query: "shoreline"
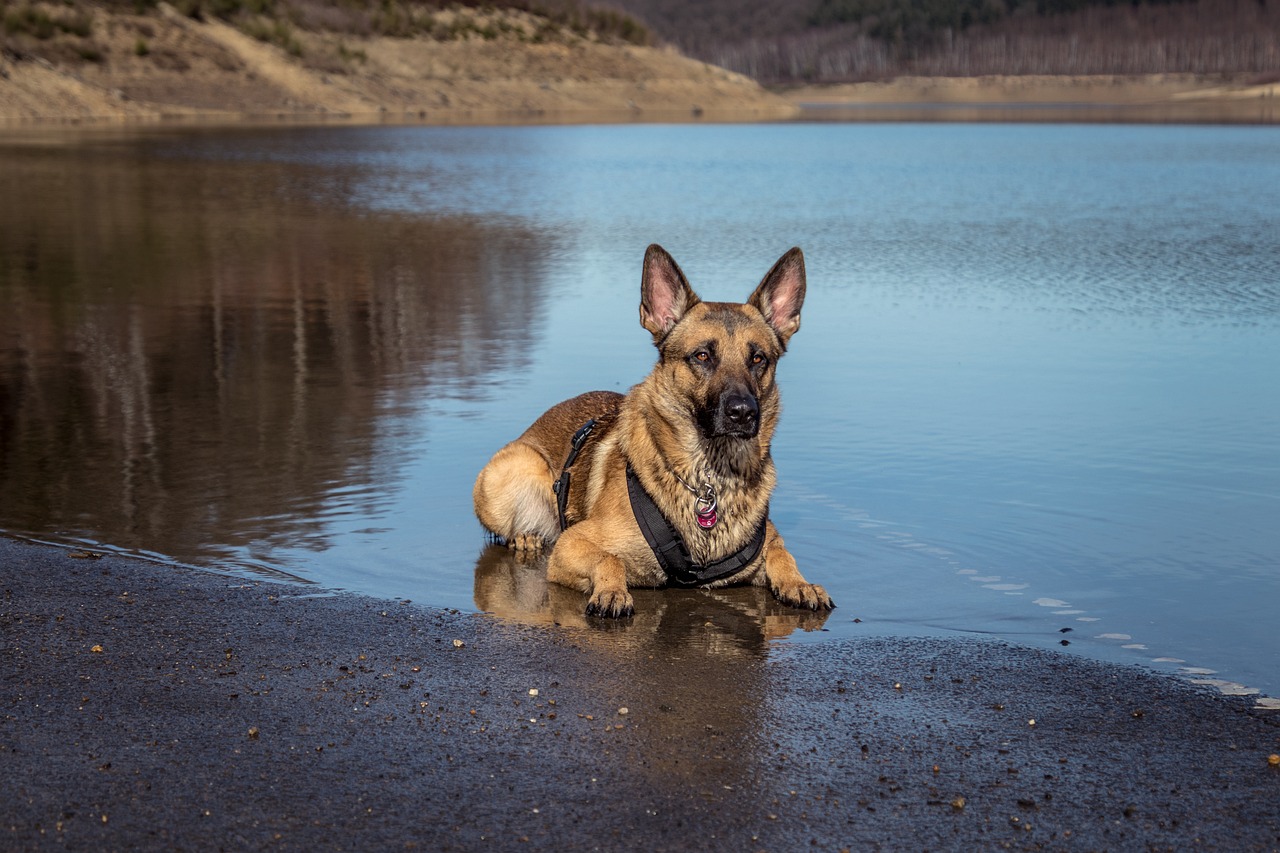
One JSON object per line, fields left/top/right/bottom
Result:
{"left": 4, "top": 84, "right": 1276, "bottom": 130}
{"left": 0, "top": 103, "right": 790, "bottom": 131}
{"left": 782, "top": 72, "right": 1280, "bottom": 105}
{"left": 780, "top": 73, "right": 1280, "bottom": 124}
{"left": 4, "top": 534, "right": 1279, "bottom": 848}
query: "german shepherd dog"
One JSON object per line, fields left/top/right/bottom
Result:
{"left": 473, "top": 245, "right": 834, "bottom": 618}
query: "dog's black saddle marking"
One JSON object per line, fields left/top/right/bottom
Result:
{"left": 626, "top": 465, "right": 768, "bottom": 588}
{"left": 553, "top": 419, "right": 598, "bottom": 532}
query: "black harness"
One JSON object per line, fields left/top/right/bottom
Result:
{"left": 626, "top": 465, "right": 768, "bottom": 588}
{"left": 552, "top": 418, "right": 768, "bottom": 588}
{"left": 552, "top": 419, "right": 598, "bottom": 532}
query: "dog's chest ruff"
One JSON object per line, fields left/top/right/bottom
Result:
{"left": 625, "top": 465, "right": 767, "bottom": 588}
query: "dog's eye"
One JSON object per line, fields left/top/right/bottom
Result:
{"left": 751, "top": 353, "right": 767, "bottom": 367}
{"left": 693, "top": 351, "right": 711, "bottom": 363}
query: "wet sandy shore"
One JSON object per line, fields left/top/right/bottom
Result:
{"left": 4, "top": 535, "right": 1278, "bottom": 850}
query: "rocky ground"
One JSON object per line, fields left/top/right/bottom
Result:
{"left": 4, "top": 535, "right": 1279, "bottom": 850}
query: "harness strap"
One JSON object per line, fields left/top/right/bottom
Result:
{"left": 552, "top": 419, "right": 598, "bottom": 532}
{"left": 626, "top": 465, "right": 768, "bottom": 588}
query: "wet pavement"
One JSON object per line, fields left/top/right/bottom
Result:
{"left": 3, "top": 535, "right": 1279, "bottom": 851}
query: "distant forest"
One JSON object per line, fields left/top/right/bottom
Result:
{"left": 609, "top": 0, "right": 1280, "bottom": 83}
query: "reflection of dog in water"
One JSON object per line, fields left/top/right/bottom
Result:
{"left": 472, "top": 543, "right": 831, "bottom": 649}
{"left": 473, "top": 244, "right": 834, "bottom": 618}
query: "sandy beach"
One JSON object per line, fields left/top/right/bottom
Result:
{"left": 782, "top": 73, "right": 1280, "bottom": 123}
{"left": 4, "top": 534, "right": 1279, "bottom": 849}
{"left": 784, "top": 73, "right": 1280, "bottom": 105}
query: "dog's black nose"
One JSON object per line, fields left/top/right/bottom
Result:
{"left": 719, "top": 393, "right": 759, "bottom": 436}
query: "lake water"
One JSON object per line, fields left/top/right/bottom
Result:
{"left": 2, "top": 121, "right": 1277, "bottom": 701}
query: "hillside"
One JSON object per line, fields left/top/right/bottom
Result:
{"left": 0, "top": 1, "right": 795, "bottom": 122}
{"left": 611, "top": 0, "right": 1280, "bottom": 84}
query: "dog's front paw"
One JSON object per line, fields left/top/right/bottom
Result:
{"left": 509, "top": 533, "right": 545, "bottom": 553}
{"left": 771, "top": 582, "right": 835, "bottom": 611}
{"left": 585, "top": 588, "right": 635, "bottom": 618}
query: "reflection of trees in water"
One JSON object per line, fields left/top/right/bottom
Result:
{"left": 0, "top": 142, "right": 549, "bottom": 568}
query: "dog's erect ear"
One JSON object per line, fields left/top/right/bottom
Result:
{"left": 748, "top": 247, "right": 806, "bottom": 347}
{"left": 640, "top": 244, "right": 701, "bottom": 343}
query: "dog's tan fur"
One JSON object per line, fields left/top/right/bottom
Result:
{"left": 473, "top": 244, "right": 833, "bottom": 617}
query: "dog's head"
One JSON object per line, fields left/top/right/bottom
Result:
{"left": 638, "top": 244, "right": 806, "bottom": 445}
